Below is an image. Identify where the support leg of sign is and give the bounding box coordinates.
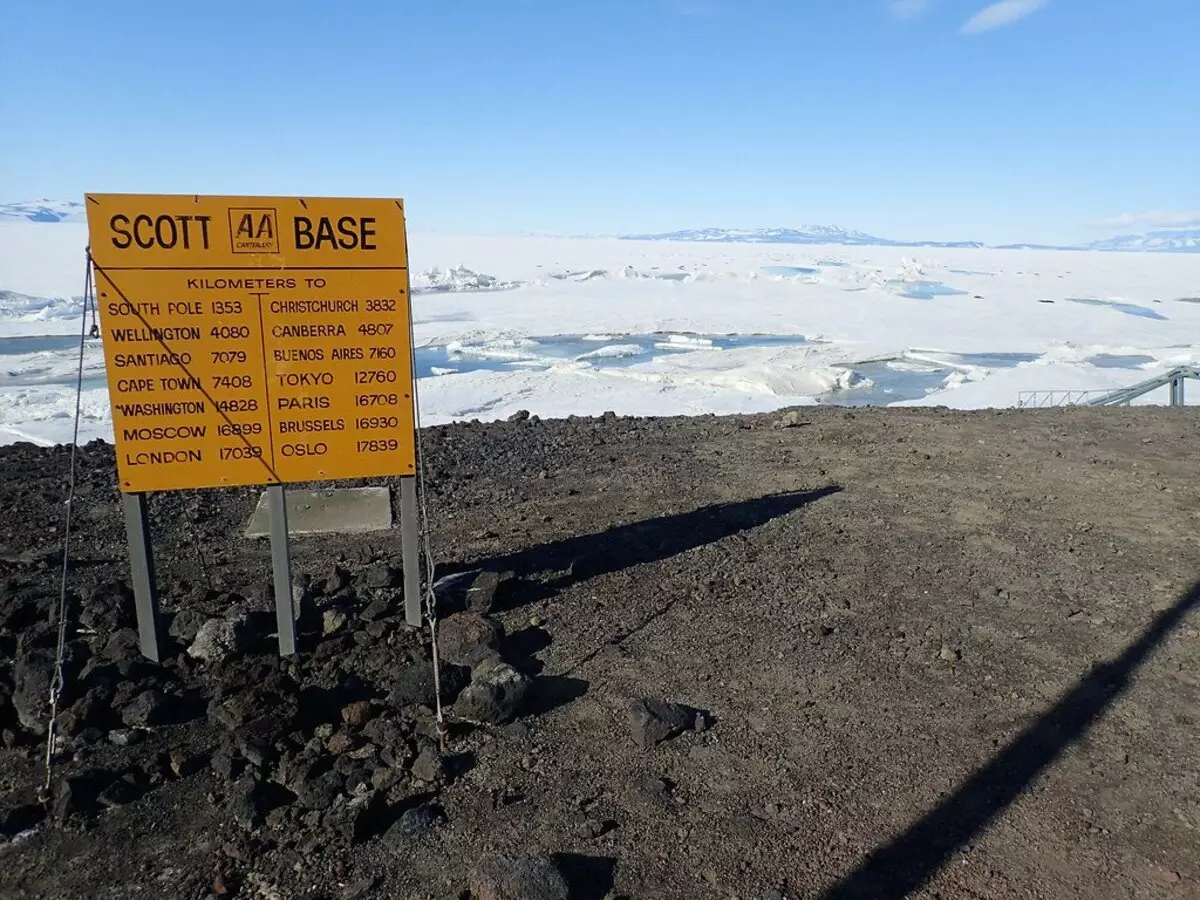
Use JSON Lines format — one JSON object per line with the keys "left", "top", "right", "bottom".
{"left": 400, "top": 476, "right": 422, "bottom": 628}
{"left": 122, "top": 493, "right": 162, "bottom": 663}
{"left": 268, "top": 485, "right": 297, "bottom": 656}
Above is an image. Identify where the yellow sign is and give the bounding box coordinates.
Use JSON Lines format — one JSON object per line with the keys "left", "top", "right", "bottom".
{"left": 86, "top": 194, "right": 416, "bottom": 493}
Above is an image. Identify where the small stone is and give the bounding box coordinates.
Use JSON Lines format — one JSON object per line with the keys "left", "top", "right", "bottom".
{"left": 228, "top": 774, "right": 267, "bottom": 829}
{"left": 469, "top": 855, "right": 569, "bottom": 900}
{"left": 410, "top": 746, "right": 443, "bottom": 783}
{"left": 322, "top": 610, "right": 348, "bottom": 636}
{"left": 454, "top": 663, "right": 531, "bottom": 725}
{"left": 388, "top": 803, "right": 444, "bottom": 838}
{"left": 389, "top": 662, "right": 470, "bottom": 707}
{"left": 321, "top": 566, "right": 352, "bottom": 596}
{"left": 314, "top": 723, "right": 335, "bottom": 740}
{"left": 507, "top": 410, "right": 531, "bottom": 423}
{"left": 341, "top": 701, "right": 373, "bottom": 727}
{"left": 466, "top": 571, "right": 509, "bottom": 616}
{"left": 12, "top": 650, "right": 54, "bottom": 736}
{"left": 297, "top": 771, "right": 342, "bottom": 812}
{"left": 210, "top": 749, "right": 242, "bottom": 783}
{"left": 627, "top": 698, "right": 703, "bottom": 748}
{"left": 168, "top": 609, "right": 208, "bottom": 644}
{"left": 97, "top": 773, "right": 142, "bottom": 808}
{"left": 360, "top": 598, "right": 390, "bottom": 622}
{"left": 438, "top": 612, "right": 503, "bottom": 668}
{"left": 364, "top": 564, "right": 401, "bottom": 589}
{"left": 775, "top": 409, "right": 806, "bottom": 429}
{"left": 339, "top": 877, "right": 380, "bottom": 900}
{"left": 187, "top": 618, "right": 251, "bottom": 664}
{"left": 170, "top": 748, "right": 209, "bottom": 778}
{"left": 327, "top": 730, "right": 357, "bottom": 755}
{"left": 108, "top": 728, "right": 142, "bottom": 747}
{"left": 938, "top": 645, "right": 961, "bottom": 663}
{"left": 121, "top": 689, "right": 171, "bottom": 728}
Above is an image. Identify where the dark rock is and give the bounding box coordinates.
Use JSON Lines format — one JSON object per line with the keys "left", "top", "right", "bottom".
{"left": 327, "top": 730, "right": 357, "bottom": 755}
{"left": 12, "top": 650, "right": 54, "bottom": 735}
{"left": 170, "top": 748, "right": 210, "bottom": 778}
{"left": 341, "top": 700, "right": 373, "bottom": 727}
{"left": 364, "top": 565, "right": 401, "bottom": 590}
{"left": 328, "top": 789, "right": 388, "bottom": 844}
{"left": 454, "top": 662, "right": 531, "bottom": 725}
{"left": 210, "top": 749, "right": 244, "bottom": 783}
{"left": 97, "top": 772, "right": 143, "bottom": 808}
{"left": 121, "top": 689, "right": 171, "bottom": 728}
{"left": 469, "top": 855, "right": 569, "bottom": 900}
{"left": 389, "top": 661, "right": 469, "bottom": 707}
{"left": 339, "top": 877, "right": 380, "bottom": 900}
{"left": 466, "top": 571, "right": 511, "bottom": 615}
{"left": 627, "top": 697, "right": 705, "bottom": 748}
{"left": 61, "top": 690, "right": 110, "bottom": 736}
{"left": 438, "top": 612, "right": 503, "bottom": 668}
{"left": 187, "top": 617, "right": 251, "bottom": 664}
{"left": 53, "top": 770, "right": 105, "bottom": 819}
{"left": 168, "top": 609, "right": 208, "bottom": 644}
{"left": 0, "top": 803, "right": 45, "bottom": 837}
{"left": 297, "top": 770, "right": 343, "bottom": 812}
{"left": 80, "top": 580, "right": 136, "bottom": 631}
{"left": 228, "top": 774, "right": 268, "bottom": 829}
{"left": 320, "top": 566, "right": 352, "bottom": 596}
{"left": 410, "top": 746, "right": 443, "bottom": 784}
{"left": 101, "top": 628, "right": 141, "bottom": 663}
{"left": 360, "top": 598, "right": 390, "bottom": 622}
{"left": 387, "top": 803, "right": 443, "bottom": 838}
{"left": 507, "top": 410, "right": 531, "bottom": 423}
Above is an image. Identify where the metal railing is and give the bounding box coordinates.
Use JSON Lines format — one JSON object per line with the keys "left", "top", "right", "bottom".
{"left": 1017, "top": 366, "right": 1198, "bottom": 409}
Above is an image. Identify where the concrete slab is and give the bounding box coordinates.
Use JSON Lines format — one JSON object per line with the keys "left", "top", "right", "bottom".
{"left": 245, "top": 487, "right": 394, "bottom": 537}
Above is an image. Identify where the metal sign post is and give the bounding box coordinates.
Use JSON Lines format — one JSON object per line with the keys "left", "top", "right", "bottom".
{"left": 400, "top": 476, "right": 422, "bottom": 627}
{"left": 121, "top": 493, "right": 162, "bottom": 662}
{"left": 268, "top": 485, "right": 297, "bottom": 655}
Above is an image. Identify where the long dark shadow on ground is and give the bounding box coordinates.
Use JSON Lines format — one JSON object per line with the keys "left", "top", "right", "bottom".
{"left": 820, "top": 581, "right": 1200, "bottom": 900}
{"left": 478, "top": 486, "right": 841, "bottom": 606}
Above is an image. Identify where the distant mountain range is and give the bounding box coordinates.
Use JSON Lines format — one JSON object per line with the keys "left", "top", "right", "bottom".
{"left": 622, "top": 225, "right": 1200, "bottom": 253}
{"left": 621, "top": 225, "right": 987, "bottom": 249}
{"left": 2, "top": 201, "right": 1197, "bottom": 252}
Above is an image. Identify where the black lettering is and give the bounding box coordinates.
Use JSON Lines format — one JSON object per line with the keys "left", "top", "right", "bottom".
{"left": 133, "top": 214, "right": 155, "bottom": 249}
{"left": 110, "top": 214, "right": 132, "bottom": 249}
{"left": 196, "top": 215, "right": 212, "bottom": 248}
{"left": 361, "top": 217, "right": 376, "bottom": 250}
{"left": 277, "top": 396, "right": 332, "bottom": 410}
{"left": 294, "top": 216, "right": 314, "bottom": 249}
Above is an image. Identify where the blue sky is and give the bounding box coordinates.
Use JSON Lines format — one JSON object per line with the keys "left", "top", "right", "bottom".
{"left": 2, "top": 0, "right": 1197, "bottom": 244}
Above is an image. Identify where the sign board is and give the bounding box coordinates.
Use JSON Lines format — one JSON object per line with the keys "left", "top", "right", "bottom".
{"left": 85, "top": 194, "right": 416, "bottom": 493}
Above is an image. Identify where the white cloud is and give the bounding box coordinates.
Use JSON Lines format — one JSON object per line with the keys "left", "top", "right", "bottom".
{"left": 888, "top": 0, "right": 932, "bottom": 19}
{"left": 1089, "top": 210, "right": 1200, "bottom": 230}
{"left": 961, "top": 0, "right": 1048, "bottom": 35}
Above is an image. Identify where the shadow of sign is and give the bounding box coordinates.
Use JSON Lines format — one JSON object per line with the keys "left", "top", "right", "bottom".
{"left": 819, "top": 581, "right": 1200, "bottom": 900}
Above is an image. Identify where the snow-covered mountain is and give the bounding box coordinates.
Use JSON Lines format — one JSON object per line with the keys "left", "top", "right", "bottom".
{"left": 0, "top": 199, "right": 86, "bottom": 223}
{"left": 621, "top": 226, "right": 987, "bottom": 249}
{"left": 1083, "top": 229, "right": 1200, "bottom": 253}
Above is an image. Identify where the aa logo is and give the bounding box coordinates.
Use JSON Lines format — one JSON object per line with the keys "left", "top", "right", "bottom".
{"left": 228, "top": 207, "right": 280, "bottom": 254}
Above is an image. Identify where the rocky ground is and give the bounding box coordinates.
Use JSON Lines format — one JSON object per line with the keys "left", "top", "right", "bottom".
{"left": 1, "top": 406, "right": 1198, "bottom": 900}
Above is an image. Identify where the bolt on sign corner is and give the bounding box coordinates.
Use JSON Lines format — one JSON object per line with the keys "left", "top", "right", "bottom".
{"left": 85, "top": 194, "right": 416, "bottom": 493}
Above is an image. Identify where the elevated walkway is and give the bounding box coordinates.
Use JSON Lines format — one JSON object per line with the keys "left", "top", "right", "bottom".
{"left": 1017, "top": 366, "right": 1198, "bottom": 409}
